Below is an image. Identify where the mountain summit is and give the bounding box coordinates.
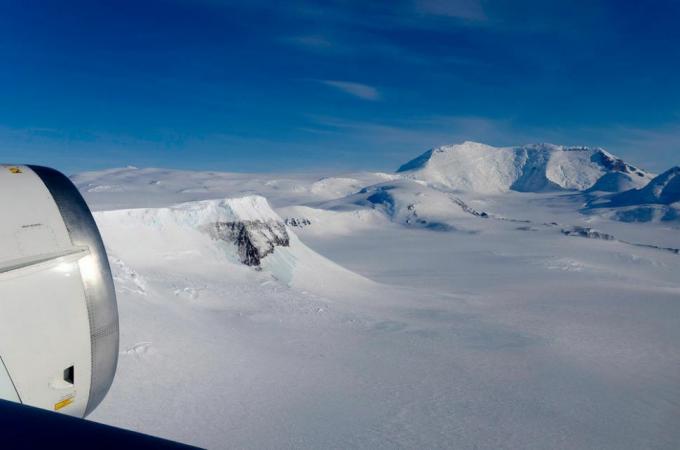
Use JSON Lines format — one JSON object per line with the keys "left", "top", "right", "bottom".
{"left": 397, "top": 141, "right": 651, "bottom": 193}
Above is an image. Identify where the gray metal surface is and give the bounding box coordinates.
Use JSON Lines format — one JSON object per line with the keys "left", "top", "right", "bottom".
{"left": 29, "top": 165, "right": 119, "bottom": 417}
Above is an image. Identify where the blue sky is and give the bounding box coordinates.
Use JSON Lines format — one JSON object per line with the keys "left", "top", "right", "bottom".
{"left": 1, "top": 0, "right": 679, "bottom": 174}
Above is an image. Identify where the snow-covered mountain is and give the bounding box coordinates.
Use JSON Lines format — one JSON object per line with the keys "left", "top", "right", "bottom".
{"left": 94, "top": 196, "right": 373, "bottom": 298}
{"left": 397, "top": 141, "right": 651, "bottom": 193}
{"left": 275, "top": 142, "right": 657, "bottom": 234}
{"left": 586, "top": 166, "right": 680, "bottom": 222}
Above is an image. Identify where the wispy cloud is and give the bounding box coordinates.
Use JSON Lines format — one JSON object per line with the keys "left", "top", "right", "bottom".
{"left": 277, "top": 1, "right": 493, "bottom": 71}
{"left": 302, "top": 114, "right": 531, "bottom": 162}
{"left": 319, "top": 80, "right": 380, "bottom": 101}
{"left": 414, "top": 0, "right": 487, "bottom": 21}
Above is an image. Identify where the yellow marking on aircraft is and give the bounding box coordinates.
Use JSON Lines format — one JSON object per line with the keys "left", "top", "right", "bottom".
{"left": 54, "top": 395, "right": 75, "bottom": 411}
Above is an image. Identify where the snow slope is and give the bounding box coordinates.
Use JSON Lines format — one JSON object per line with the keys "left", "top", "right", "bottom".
{"left": 586, "top": 171, "right": 648, "bottom": 193}
{"left": 608, "top": 166, "right": 680, "bottom": 206}
{"left": 586, "top": 167, "right": 680, "bottom": 222}
{"left": 306, "top": 179, "right": 488, "bottom": 232}
{"left": 94, "top": 196, "right": 373, "bottom": 299}
{"left": 397, "top": 141, "right": 651, "bottom": 193}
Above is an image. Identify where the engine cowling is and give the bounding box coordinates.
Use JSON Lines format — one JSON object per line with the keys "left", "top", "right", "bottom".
{"left": 0, "top": 164, "right": 119, "bottom": 417}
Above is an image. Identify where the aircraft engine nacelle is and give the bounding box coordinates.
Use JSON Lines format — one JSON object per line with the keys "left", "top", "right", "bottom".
{"left": 0, "top": 165, "right": 119, "bottom": 418}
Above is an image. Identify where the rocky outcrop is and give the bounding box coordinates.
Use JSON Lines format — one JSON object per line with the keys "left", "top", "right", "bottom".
{"left": 559, "top": 226, "right": 678, "bottom": 255}
{"left": 208, "top": 220, "right": 290, "bottom": 266}
{"left": 284, "top": 217, "right": 312, "bottom": 228}
{"left": 450, "top": 197, "right": 489, "bottom": 218}
{"left": 561, "top": 226, "right": 615, "bottom": 241}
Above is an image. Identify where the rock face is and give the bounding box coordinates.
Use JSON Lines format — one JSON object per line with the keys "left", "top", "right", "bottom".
{"left": 209, "top": 220, "right": 290, "bottom": 266}
{"left": 397, "top": 141, "right": 651, "bottom": 193}
{"left": 90, "top": 195, "right": 297, "bottom": 267}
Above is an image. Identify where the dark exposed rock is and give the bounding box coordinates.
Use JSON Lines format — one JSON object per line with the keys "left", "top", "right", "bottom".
{"left": 404, "top": 204, "right": 418, "bottom": 225}
{"left": 592, "top": 151, "right": 628, "bottom": 173}
{"left": 451, "top": 197, "right": 489, "bottom": 218}
{"left": 402, "top": 203, "right": 453, "bottom": 230}
{"left": 560, "top": 226, "right": 615, "bottom": 241}
{"left": 629, "top": 242, "right": 680, "bottom": 255}
{"left": 560, "top": 226, "right": 678, "bottom": 255}
{"left": 208, "top": 220, "right": 289, "bottom": 266}
{"left": 284, "top": 217, "right": 312, "bottom": 228}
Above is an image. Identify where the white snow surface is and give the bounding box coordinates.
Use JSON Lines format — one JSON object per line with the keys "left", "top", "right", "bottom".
{"left": 78, "top": 148, "right": 680, "bottom": 449}
{"left": 72, "top": 167, "right": 397, "bottom": 211}
{"left": 397, "top": 141, "right": 652, "bottom": 193}
{"left": 609, "top": 166, "right": 680, "bottom": 206}
{"left": 586, "top": 167, "right": 680, "bottom": 223}
{"left": 310, "top": 179, "right": 483, "bottom": 232}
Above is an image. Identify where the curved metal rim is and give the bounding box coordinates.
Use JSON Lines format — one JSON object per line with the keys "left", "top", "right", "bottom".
{"left": 29, "top": 165, "right": 119, "bottom": 417}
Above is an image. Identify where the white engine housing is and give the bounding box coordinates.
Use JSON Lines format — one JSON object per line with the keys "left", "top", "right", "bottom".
{"left": 0, "top": 165, "right": 119, "bottom": 417}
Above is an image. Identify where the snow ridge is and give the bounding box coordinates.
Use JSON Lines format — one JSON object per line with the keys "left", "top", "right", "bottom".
{"left": 608, "top": 166, "right": 680, "bottom": 206}
{"left": 585, "top": 166, "right": 680, "bottom": 223}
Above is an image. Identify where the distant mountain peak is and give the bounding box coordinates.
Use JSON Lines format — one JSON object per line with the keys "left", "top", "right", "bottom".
{"left": 396, "top": 141, "right": 651, "bottom": 193}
